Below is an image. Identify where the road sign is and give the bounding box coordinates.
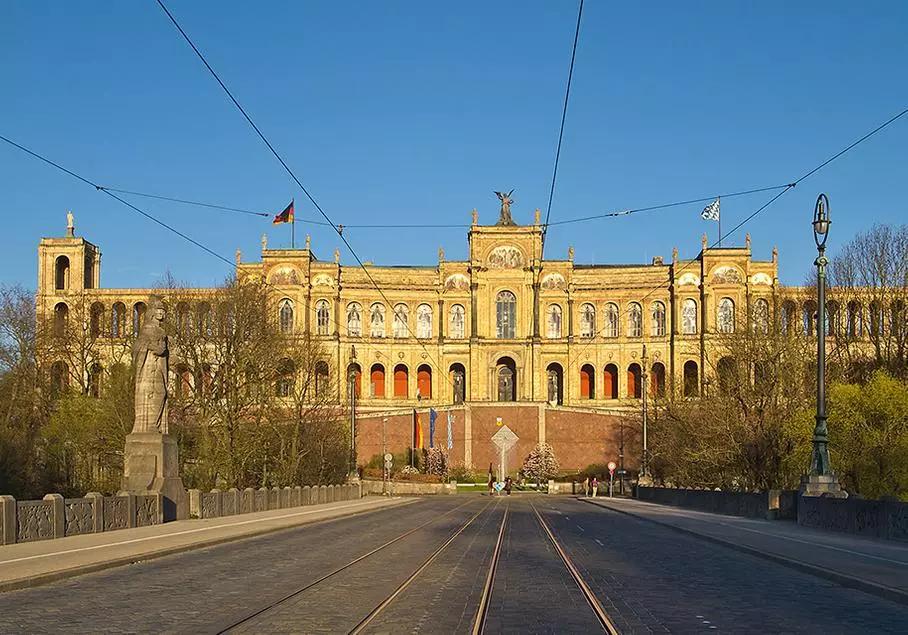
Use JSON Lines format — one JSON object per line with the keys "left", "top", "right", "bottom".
{"left": 491, "top": 425, "right": 519, "bottom": 452}
{"left": 607, "top": 461, "right": 617, "bottom": 474}
{"left": 495, "top": 417, "right": 503, "bottom": 427}
{"left": 384, "top": 453, "right": 393, "bottom": 462}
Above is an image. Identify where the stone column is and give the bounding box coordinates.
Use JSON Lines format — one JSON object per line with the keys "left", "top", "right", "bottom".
{"left": 464, "top": 403, "right": 473, "bottom": 468}
{"left": 0, "top": 495, "right": 17, "bottom": 545}
{"left": 123, "top": 433, "right": 188, "bottom": 521}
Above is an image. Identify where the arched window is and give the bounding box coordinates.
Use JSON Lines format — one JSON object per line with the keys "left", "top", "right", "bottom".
{"left": 315, "top": 360, "right": 329, "bottom": 398}
{"left": 88, "top": 363, "right": 103, "bottom": 398}
{"left": 603, "top": 364, "right": 618, "bottom": 399}
{"left": 781, "top": 300, "right": 796, "bottom": 335}
{"left": 133, "top": 302, "right": 146, "bottom": 336}
{"left": 347, "top": 302, "right": 362, "bottom": 337}
{"left": 393, "top": 304, "right": 409, "bottom": 338}
{"left": 546, "top": 363, "right": 563, "bottom": 405}
{"left": 651, "top": 362, "right": 666, "bottom": 397}
{"left": 496, "top": 357, "right": 516, "bottom": 401}
{"left": 370, "top": 363, "right": 385, "bottom": 398}
{"left": 276, "top": 358, "right": 295, "bottom": 398}
{"left": 718, "top": 298, "right": 735, "bottom": 333}
{"left": 279, "top": 299, "right": 294, "bottom": 334}
{"left": 682, "top": 299, "right": 698, "bottom": 335}
{"left": 54, "top": 256, "right": 71, "bottom": 291}
{"left": 717, "top": 357, "right": 737, "bottom": 394}
{"left": 579, "top": 303, "right": 596, "bottom": 338}
{"left": 176, "top": 302, "right": 191, "bottom": 338}
{"left": 651, "top": 302, "right": 666, "bottom": 337}
{"left": 393, "top": 364, "right": 408, "bottom": 398}
{"left": 628, "top": 303, "right": 642, "bottom": 338}
{"left": 90, "top": 302, "right": 104, "bottom": 338}
{"left": 449, "top": 304, "right": 465, "bottom": 339}
{"left": 175, "top": 364, "right": 193, "bottom": 398}
{"left": 50, "top": 360, "right": 69, "bottom": 395}
{"left": 496, "top": 291, "right": 516, "bottom": 339}
{"left": 417, "top": 365, "right": 432, "bottom": 399}
{"left": 627, "top": 363, "right": 642, "bottom": 398}
{"left": 450, "top": 363, "right": 466, "bottom": 404}
{"left": 219, "top": 303, "right": 236, "bottom": 336}
{"left": 604, "top": 303, "right": 619, "bottom": 338}
{"left": 869, "top": 300, "right": 883, "bottom": 338}
{"left": 846, "top": 301, "right": 863, "bottom": 338}
{"left": 546, "top": 304, "right": 562, "bottom": 339}
{"left": 683, "top": 361, "right": 699, "bottom": 397}
{"left": 315, "top": 300, "right": 330, "bottom": 336}
{"left": 370, "top": 303, "right": 385, "bottom": 338}
{"left": 197, "top": 302, "right": 213, "bottom": 338}
{"left": 890, "top": 301, "right": 904, "bottom": 339}
{"left": 826, "top": 301, "right": 840, "bottom": 337}
{"left": 803, "top": 301, "right": 818, "bottom": 336}
{"left": 753, "top": 298, "right": 770, "bottom": 334}
{"left": 416, "top": 304, "right": 433, "bottom": 339}
{"left": 580, "top": 364, "right": 595, "bottom": 399}
{"left": 111, "top": 302, "right": 126, "bottom": 338}
{"left": 348, "top": 363, "right": 362, "bottom": 398}
{"left": 53, "top": 302, "right": 69, "bottom": 337}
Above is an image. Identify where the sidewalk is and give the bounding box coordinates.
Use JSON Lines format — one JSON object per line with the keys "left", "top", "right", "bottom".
{"left": 582, "top": 496, "right": 908, "bottom": 605}
{"left": 0, "top": 496, "right": 413, "bottom": 593}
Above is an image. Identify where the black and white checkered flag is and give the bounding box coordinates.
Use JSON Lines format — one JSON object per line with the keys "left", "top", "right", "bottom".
{"left": 701, "top": 197, "right": 720, "bottom": 221}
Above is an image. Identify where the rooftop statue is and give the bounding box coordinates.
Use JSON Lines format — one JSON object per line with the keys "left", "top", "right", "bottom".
{"left": 495, "top": 190, "right": 517, "bottom": 226}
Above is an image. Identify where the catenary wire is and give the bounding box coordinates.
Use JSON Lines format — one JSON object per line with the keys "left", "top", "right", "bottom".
{"left": 156, "top": 0, "right": 457, "bottom": 393}
{"left": 541, "top": 0, "right": 584, "bottom": 257}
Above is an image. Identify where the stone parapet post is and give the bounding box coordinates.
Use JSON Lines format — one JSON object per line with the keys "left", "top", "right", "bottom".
{"left": 0, "top": 495, "right": 16, "bottom": 545}
{"left": 122, "top": 492, "right": 138, "bottom": 528}
{"left": 292, "top": 486, "right": 301, "bottom": 507}
{"left": 318, "top": 485, "right": 327, "bottom": 504}
{"left": 242, "top": 488, "right": 254, "bottom": 513}
{"left": 85, "top": 492, "right": 104, "bottom": 532}
{"left": 210, "top": 489, "right": 224, "bottom": 517}
{"left": 188, "top": 489, "right": 202, "bottom": 519}
{"left": 42, "top": 494, "right": 65, "bottom": 539}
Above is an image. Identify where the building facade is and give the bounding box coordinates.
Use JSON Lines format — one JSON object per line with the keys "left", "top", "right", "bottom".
{"left": 38, "top": 207, "right": 784, "bottom": 413}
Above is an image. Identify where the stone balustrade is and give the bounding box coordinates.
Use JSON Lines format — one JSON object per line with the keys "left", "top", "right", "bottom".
{"left": 798, "top": 494, "right": 908, "bottom": 542}
{"left": 635, "top": 486, "right": 784, "bottom": 520}
{"left": 187, "top": 483, "right": 362, "bottom": 520}
{"left": 0, "top": 492, "right": 163, "bottom": 545}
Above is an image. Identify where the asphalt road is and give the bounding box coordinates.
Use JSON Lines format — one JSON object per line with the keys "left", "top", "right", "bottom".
{"left": 1, "top": 496, "right": 907, "bottom": 634}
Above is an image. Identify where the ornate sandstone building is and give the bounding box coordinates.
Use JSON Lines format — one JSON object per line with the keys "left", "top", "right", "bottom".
{"left": 37, "top": 205, "right": 782, "bottom": 469}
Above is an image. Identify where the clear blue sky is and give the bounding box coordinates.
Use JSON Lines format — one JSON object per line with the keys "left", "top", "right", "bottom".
{"left": 2, "top": 1, "right": 906, "bottom": 289}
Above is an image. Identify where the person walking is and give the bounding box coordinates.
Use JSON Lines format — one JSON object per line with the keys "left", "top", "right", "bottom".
{"left": 582, "top": 476, "right": 589, "bottom": 497}
{"left": 591, "top": 475, "right": 599, "bottom": 498}
{"left": 504, "top": 476, "right": 512, "bottom": 496}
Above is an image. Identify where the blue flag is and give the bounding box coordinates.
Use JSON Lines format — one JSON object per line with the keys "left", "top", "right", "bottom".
{"left": 447, "top": 410, "right": 454, "bottom": 450}
{"left": 429, "top": 408, "right": 437, "bottom": 449}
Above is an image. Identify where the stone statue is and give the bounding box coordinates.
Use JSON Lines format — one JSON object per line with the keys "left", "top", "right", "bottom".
{"left": 66, "top": 210, "right": 75, "bottom": 237}
{"left": 438, "top": 246, "right": 444, "bottom": 262}
{"left": 305, "top": 234, "right": 311, "bottom": 250}
{"left": 495, "top": 190, "right": 516, "bottom": 226}
{"left": 261, "top": 233, "right": 267, "bottom": 251}
{"left": 568, "top": 245, "right": 574, "bottom": 261}
{"left": 535, "top": 208, "right": 541, "bottom": 226}
{"left": 132, "top": 295, "right": 168, "bottom": 434}
{"left": 235, "top": 249, "right": 242, "bottom": 266}
{"left": 334, "top": 247, "right": 340, "bottom": 263}
{"left": 472, "top": 208, "right": 478, "bottom": 225}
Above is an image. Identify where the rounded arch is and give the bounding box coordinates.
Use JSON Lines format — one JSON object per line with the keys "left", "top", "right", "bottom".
{"left": 276, "top": 358, "right": 295, "bottom": 398}
{"left": 753, "top": 298, "right": 770, "bottom": 334}
{"left": 682, "top": 298, "right": 698, "bottom": 335}
{"left": 315, "top": 299, "right": 331, "bottom": 336}
{"left": 604, "top": 303, "right": 619, "bottom": 337}
{"left": 846, "top": 300, "right": 863, "bottom": 338}
{"left": 627, "top": 363, "right": 642, "bottom": 398}
{"left": 416, "top": 304, "right": 433, "bottom": 339}
{"left": 546, "top": 362, "right": 563, "bottom": 405}
{"left": 175, "top": 302, "right": 191, "bottom": 338}
{"left": 417, "top": 364, "right": 432, "bottom": 399}
{"left": 651, "top": 362, "right": 666, "bottom": 397}
{"left": 393, "top": 364, "right": 409, "bottom": 398}
{"left": 88, "top": 363, "right": 103, "bottom": 398}
{"left": 546, "top": 304, "right": 563, "bottom": 339}
{"left": 651, "top": 301, "right": 666, "bottom": 337}
{"left": 450, "top": 362, "right": 466, "bottom": 404}
{"left": 197, "top": 302, "right": 213, "bottom": 338}
{"left": 50, "top": 360, "right": 69, "bottom": 395}
{"left": 133, "top": 302, "right": 147, "bottom": 336}
{"left": 496, "top": 356, "right": 517, "bottom": 401}
{"left": 717, "top": 356, "right": 737, "bottom": 393}
{"left": 495, "top": 291, "right": 517, "bottom": 339}
{"left": 111, "top": 302, "right": 127, "bottom": 338}
{"left": 393, "top": 303, "right": 409, "bottom": 338}
{"left": 628, "top": 303, "right": 643, "bottom": 337}
{"left": 579, "top": 303, "right": 596, "bottom": 339}
{"left": 803, "top": 300, "right": 818, "bottom": 336}
{"left": 603, "top": 363, "right": 618, "bottom": 399}
{"left": 370, "top": 303, "right": 386, "bottom": 338}
{"left": 54, "top": 255, "right": 70, "bottom": 291}
{"left": 683, "top": 360, "right": 699, "bottom": 397}
{"left": 348, "top": 362, "right": 362, "bottom": 398}
{"left": 580, "top": 363, "right": 595, "bottom": 399}
{"left": 279, "top": 298, "right": 294, "bottom": 334}
{"left": 826, "top": 300, "right": 840, "bottom": 337}
{"left": 449, "top": 304, "right": 466, "bottom": 339}
{"left": 718, "top": 297, "right": 736, "bottom": 333}
{"left": 53, "top": 302, "right": 69, "bottom": 337}
{"left": 314, "top": 360, "right": 330, "bottom": 397}
{"left": 370, "top": 363, "right": 386, "bottom": 398}
{"left": 781, "top": 300, "right": 797, "bottom": 335}
{"left": 347, "top": 302, "right": 363, "bottom": 337}
{"left": 90, "top": 302, "right": 105, "bottom": 338}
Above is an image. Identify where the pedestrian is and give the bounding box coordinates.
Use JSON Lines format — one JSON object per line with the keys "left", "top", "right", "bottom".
{"left": 505, "top": 476, "right": 512, "bottom": 495}
{"left": 591, "top": 475, "right": 599, "bottom": 498}
{"left": 582, "top": 475, "right": 589, "bottom": 497}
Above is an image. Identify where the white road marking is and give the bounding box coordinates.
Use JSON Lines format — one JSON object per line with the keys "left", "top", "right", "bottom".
{"left": 576, "top": 525, "right": 585, "bottom": 532}
{"left": 595, "top": 539, "right": 604, "bottom": 546}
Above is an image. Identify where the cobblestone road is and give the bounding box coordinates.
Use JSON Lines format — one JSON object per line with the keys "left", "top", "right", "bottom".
{"left": 1, "top": 495, "right": 908, "bottom": 634}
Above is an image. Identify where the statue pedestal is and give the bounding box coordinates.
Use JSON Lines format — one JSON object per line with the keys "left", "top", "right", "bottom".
{"left": 122, "top": 432, "right": 188, "bottom": 521}
{"left": 799, "top": 474, "right": 847, "bottom": 498}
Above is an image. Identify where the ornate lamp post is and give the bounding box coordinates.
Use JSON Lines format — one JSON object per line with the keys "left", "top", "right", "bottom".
{"left": 349, "top": 345, "right": 359, "bottom": 480}
{"left": 801, "top": 193, "right": 842, "bottom": 496}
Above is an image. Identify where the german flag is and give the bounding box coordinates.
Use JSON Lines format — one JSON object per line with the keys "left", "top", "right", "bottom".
{"left": 272, "top": 200, "right": 294, "bottom": 225}
{"left": 414, "top": 411, "right": 424, "bottom": 450}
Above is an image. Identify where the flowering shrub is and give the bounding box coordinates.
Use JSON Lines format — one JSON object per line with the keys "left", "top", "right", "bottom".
{"left": 398, "top": 465, "right": 420, "bottom": 475}
{"left": 425, "top": 447, "right": 447, "bottom": 477}
{"left": 522, "top": 443, "right": 560, "bottom": 483}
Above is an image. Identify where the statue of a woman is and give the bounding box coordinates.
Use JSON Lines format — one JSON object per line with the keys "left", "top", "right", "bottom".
{"left": 132, "top": 295, "right": 169, "bottom": 434}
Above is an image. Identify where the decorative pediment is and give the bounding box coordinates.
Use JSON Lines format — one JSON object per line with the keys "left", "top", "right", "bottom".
{"left": 487, "top": 245, "right": 524, "bottom": 269}
{"left": 751, "top": 272, "right": 773, "bottom": 286}
{"left": 678, "top": 272, "right": 700, "bottom": 286}
{"left": 312, "top": 274, "right": 335, "bottom": 287}
{"left": 540, "top": 273, "right": 566, "bottom": 290}
{"left": 267, "top": 266, "right": 301, "bottom": 286}
{"left": 444, "top": 274, "right": 470, "bottom": 291}
{"left": 711, "top": 265, "right": 742, "bottom": 285}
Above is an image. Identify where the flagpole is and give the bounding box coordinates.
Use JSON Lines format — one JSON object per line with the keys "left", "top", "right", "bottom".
{"left": 717, "top": 197, "right": 721, "bottom": 247}
{"left": 291, "top": 218, "right": 295, "bottom": 249}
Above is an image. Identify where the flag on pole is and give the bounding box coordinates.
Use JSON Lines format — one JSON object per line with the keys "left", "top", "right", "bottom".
{"left": 272, "top": 200, "right": 294, "bottom": 225}
{"left": 414, "top": 411, "right": 424, "bottom": 449}
{"left": 701, "top": 197, "right": 720, "bottom": 221}
{"left": 446, "top": 410, "right": 453, "bottom": 450}
{"left": 429, "top": 408, "right": 437, "bottom": 449}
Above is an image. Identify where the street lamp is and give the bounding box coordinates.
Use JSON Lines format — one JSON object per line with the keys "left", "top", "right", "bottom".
{"left": 349, "top": 345, "right": 358, "bottom": 480}
{"left": 639, "top": 345, "right": 651, "bottom": 485}
{"left": 802, "top": 193, "right": 842, "bottom": 496}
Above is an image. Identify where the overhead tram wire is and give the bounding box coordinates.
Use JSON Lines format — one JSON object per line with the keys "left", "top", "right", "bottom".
{"left": 155, "top": 0, "right": 457, "bottom": 393}
{"left": 562, "top": 104, "right": 908, "bottom": 375}
{"left": 540, "top": 0, "right": 584, "bottom": 259}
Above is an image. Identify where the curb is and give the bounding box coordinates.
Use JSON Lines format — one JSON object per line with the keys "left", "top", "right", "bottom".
{"left": 0, "top": 498, "right": 414, "bottom": 594}
{"left": 579, "top": 497, "right": 908, "bottom": 608}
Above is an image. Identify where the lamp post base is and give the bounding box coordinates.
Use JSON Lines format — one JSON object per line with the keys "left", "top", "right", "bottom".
{"left": 799, "top": 473, "right": 846, "bottom": 498}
